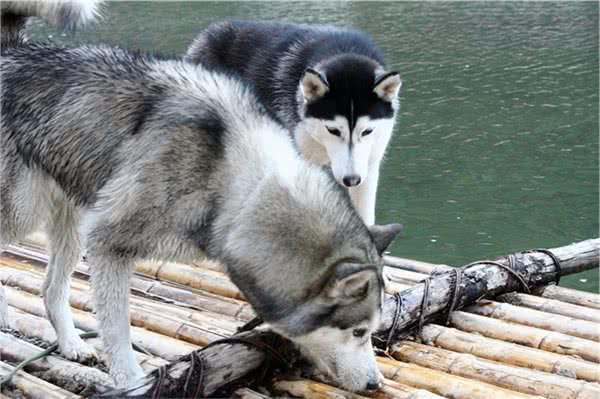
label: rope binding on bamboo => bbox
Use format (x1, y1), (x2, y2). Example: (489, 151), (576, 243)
(382, 247), (562, 341)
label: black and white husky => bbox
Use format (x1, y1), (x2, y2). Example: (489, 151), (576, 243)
(0, 2), (402, 392)
(186, 21), (402, 225)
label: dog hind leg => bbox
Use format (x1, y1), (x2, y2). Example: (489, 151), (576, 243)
(42, 200), (97, 362)
(0, 165), (53, 328)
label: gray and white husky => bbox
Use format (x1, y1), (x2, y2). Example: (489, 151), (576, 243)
(186, 20), (402, 225)
(0, 2), (402, 392)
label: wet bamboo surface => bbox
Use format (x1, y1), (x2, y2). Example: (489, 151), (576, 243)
(1, 237), (599, 398)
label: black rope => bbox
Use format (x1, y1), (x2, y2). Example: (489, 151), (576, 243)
(237, 316), (263, 333)
(462, 259), (531, 294)
(385, 293), (403, 353)
(151, 365), (167, 399)
(98, 332), (290, 398)
(445, 267), (463, 325)
(417, 278), (431, 337)
(523, 248), (562, 285)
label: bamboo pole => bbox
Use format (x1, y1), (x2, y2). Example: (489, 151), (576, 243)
(273, 379), (372, 399)
(0, 361), (83, 399)
(273, 378), (444, 399)
(233, 388), (270, 399)
(536, 285), (600, 310)
(135, 261), (243, 300)
(0, 266), (240, 345)
(392, 341), (600, 399)
(0, 332), (113, 395)
(1, 245), (255, 322)
(382, 268), (427, 284)
(420, 323), (600, 382)
(499, 292), (600, 323)
(3, 286), (199, 361)
(377, 356), (543, 399)
(465, 301), (600, 342)
(449, 311), (600, 363)
(6, 306), (167, 372)
(382, 379), (445, 399)
(27, 239), (596, 397)
(377, 239), (600, 341)
(383, 255), (450, 275)
(26, 232), (442, 277)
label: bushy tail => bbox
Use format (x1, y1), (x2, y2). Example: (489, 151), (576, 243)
(1, 0), (101, 48)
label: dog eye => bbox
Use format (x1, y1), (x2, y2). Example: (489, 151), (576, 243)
(352, 328), (367, 338)
(326, 127), (341, 136)
(362, 128), (374, 137)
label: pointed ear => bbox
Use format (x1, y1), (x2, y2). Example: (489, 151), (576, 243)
(369, 223), (403, 255)
(373, 71), (401, 102)
(326, 263), (378, 302)
(301, 68), (329, 101)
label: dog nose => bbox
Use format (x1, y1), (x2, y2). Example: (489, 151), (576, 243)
(365, 379), (382, 392)
(342, 175), (361, 187)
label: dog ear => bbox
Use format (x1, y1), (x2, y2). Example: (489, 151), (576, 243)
(301, 68), (329, 101)
(326, 263), (378, 302)
(373, 71), (401, 102)
(369, 223), (403, 255)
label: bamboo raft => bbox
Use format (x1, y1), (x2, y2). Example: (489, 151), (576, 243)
(0, 234), (598, 399)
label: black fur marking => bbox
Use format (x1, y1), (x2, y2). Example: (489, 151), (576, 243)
(187, 20), (396, 131)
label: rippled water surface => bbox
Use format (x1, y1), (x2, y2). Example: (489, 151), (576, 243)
(29, 2), (599, 292)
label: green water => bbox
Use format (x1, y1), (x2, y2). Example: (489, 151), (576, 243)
(29, 2), (599, 293)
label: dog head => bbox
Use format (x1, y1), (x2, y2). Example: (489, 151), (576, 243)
(222, 178), (402, 392)
(298, 54), (401, 187)
(269, 223), (402, 393)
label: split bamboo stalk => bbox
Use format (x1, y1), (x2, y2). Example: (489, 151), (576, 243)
(3, 286), (199, 361)
(465, 300), (600, 342)
(376, 356), (544, 399)
(0, 332), (113, 395)
(499, 292), (600, 323)
(377, 238), (600, 341)
(6, 306), (167, 372)
(449, 311), (600, 363)
(0, 361), (82, 399)
(392, 341), (600, 399)
(420, 323), (600, 382)
(536, 285), (600, 310)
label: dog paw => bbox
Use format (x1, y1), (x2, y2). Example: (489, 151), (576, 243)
(59, 336), (98, 364)
(111, 363), (145, 388)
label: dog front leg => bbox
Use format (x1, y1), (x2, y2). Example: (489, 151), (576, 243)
(349, 167), (379, 226)
(43, 203), (97, 362)
(0, 283), (8, 329)
(88, 251), (144, 387)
